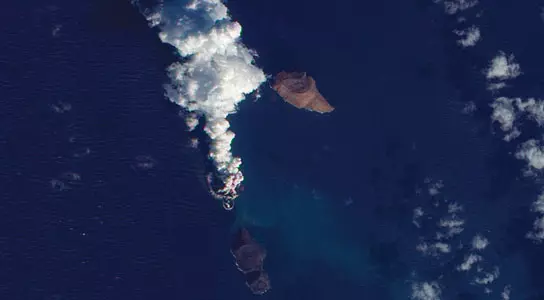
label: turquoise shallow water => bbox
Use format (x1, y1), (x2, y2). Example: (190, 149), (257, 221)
(236, 181), (373, 282)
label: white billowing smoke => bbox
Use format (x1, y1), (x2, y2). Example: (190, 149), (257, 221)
(142, 0), (266, 204)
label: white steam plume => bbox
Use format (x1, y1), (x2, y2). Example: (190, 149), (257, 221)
(140, 0), (266, 207)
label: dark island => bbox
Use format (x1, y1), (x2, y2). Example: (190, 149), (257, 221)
(230, 228), (271, 295)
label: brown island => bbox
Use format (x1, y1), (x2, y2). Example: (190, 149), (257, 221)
(272, 71), (334, 113)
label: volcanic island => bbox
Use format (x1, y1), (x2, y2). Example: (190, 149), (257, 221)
(272, 71), (334, 114)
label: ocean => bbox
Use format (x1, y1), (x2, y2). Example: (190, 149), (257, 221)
(1, 0), (544, 299)
(1, 1), (234, 299)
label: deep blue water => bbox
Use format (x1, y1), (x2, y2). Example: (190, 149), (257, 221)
(1, 0), (544, 299)
(1, 1), (234, 299)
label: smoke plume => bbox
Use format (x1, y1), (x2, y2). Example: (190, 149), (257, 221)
(141, 0), (266, 208)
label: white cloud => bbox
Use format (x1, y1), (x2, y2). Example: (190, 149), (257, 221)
(490, 98), (515, 130)
(437, 215), (465, 238)
(457, 253), (482, 271)
(473, 266), (500, 285)
(515, 139), (544, 170)
(454, 25), (481, 47)
(527, 216), (544, 242)
(448, 202), (463, 214)
(487, 82), (507, 91)
(533, 193), (544, 214)
(471, 234), (489, 250)
(490, 97), (519, 139)
(490, 97), (544, 141)
(502, 126), (522, 142)
(501, 285), (511, 300)
(443, 0), (479, 14)
(417, 242), (451, 256)
(487, 96), (544, 241)
(527, 192), (544, 242)
(516, 98), (544, 126)
(142, 0), (266, 203)
(437, 216), (464, 227)
(485, 92), (544, 243)
(411, 281), (442, 300)
(413, 207), (424, 228)
(428, 180), (444, 196)
(486, 52), (521, 81)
